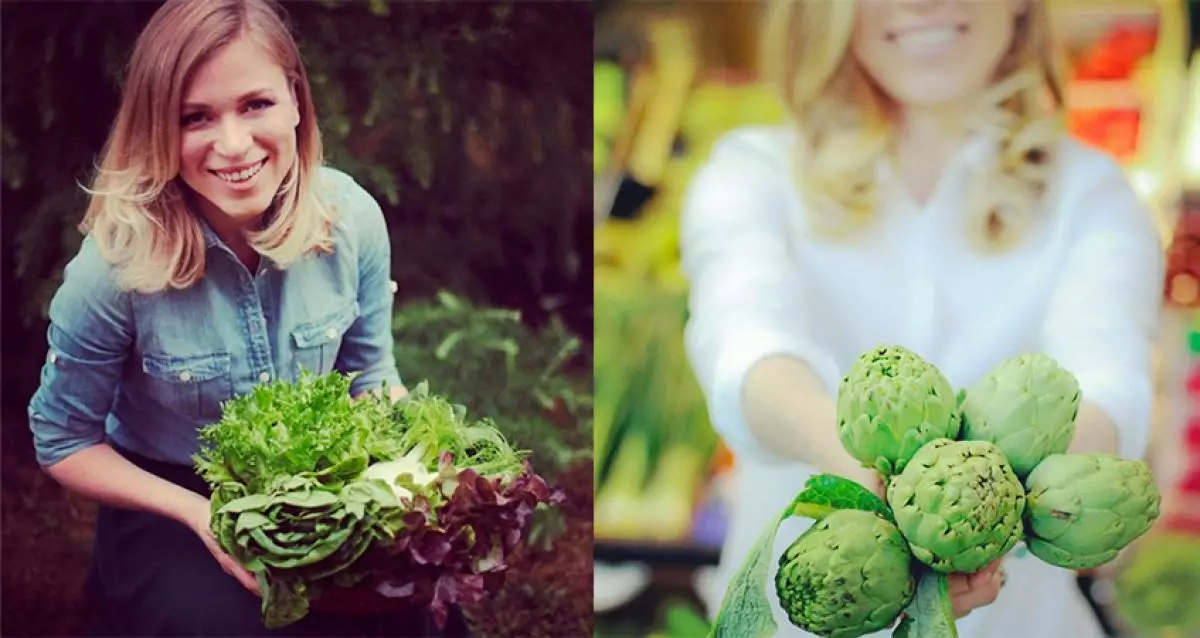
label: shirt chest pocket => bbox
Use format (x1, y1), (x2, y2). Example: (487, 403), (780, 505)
(290, 302), (360, 378)
(141, 352), (234, 423)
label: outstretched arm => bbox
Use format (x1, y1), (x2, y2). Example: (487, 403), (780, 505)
(1040, 159), (1165, 459)
(680, 132), (867, 483)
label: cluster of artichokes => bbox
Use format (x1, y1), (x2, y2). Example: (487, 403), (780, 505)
(774, 345), (1162, 638)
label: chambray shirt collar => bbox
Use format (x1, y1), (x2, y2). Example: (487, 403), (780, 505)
(182, 189), (279, 251)
(198, 213), (222, 249)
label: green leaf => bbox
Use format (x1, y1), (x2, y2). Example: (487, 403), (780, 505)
(791, 473), (892, 523)
(215, 515), (242, 557)
(707, 499), (793, 638)
(893, 570), (958, 638)
(342, 479), (399, 506)
(297, 531), (377, 581)
(219, 493), (274, 514)
(261, 576), (310, 629)
(275, 489), (341, 509)
(484, 337), (519, 371)
(525, 503), (566, 552)
(437, 290), (463, 311)
(435, 330), (467, 360)
(234, 511), (274, 534)
(255, 522), (357, 568)
(313, 454), (370, 485)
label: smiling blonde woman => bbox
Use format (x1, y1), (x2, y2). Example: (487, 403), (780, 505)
(682, 1), (1164, 636)
(82, 0), (331, 293)
(24, 1), (463, 635)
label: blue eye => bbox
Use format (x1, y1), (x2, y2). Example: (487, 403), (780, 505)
(181, 112), (207, 126)
(247, 99), (275, 112)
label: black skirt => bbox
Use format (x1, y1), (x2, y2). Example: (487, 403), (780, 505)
(85, 446), (472, 638)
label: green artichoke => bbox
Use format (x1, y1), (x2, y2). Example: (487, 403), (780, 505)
(775, 509), (915, 638)
(1023, 453), (1161, 570)
(959, 353), (1080, 478)
(887, 438), (1025, 574)
(836, 345), (961, 477)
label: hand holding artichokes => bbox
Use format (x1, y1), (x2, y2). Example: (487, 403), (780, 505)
(708, 346), (1162, 638)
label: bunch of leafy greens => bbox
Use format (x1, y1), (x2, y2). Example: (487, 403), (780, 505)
(193, 371), (562, 629)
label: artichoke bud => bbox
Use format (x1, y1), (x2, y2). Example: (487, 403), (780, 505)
(887, 439), (1026, 574)
(836, 345), (961, 478)
(1023, 453), (1161, 570)
(774, 509), (914, 638)
(959, 353), (1080, 478)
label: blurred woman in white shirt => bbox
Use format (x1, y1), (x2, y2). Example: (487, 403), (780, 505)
(680, 0), (1164, 636)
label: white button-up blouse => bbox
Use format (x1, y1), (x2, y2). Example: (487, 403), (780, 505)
(680, 125), (1165, 637)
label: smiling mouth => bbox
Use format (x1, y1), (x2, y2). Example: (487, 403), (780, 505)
(887, 24), (969, 47)
(210, 158), (267, 184)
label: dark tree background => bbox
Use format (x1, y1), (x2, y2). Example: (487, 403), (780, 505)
(0, 1), (594, 636)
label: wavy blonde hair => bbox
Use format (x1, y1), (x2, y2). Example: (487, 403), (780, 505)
(81, 0), (334, 293)
(762, 0), (1067, 251)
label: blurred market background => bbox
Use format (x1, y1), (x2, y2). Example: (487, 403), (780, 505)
(0, 1), (593, 636)
(593, 1), (1200, 636)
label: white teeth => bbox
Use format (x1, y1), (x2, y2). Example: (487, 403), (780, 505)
(896, 27), (959, 50)
(215, 160), (264, 183)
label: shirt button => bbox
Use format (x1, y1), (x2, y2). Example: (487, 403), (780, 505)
(179, 371), (193, 382)
(325, 328), (338, 340)
(259, 372), (270, 383)
(49, 353), (58, 364)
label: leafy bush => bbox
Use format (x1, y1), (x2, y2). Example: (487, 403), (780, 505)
(392, 292), (593, 481)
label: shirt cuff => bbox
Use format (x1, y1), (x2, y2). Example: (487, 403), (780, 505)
(28, 407), (107, 468)
(349, 367), (404, 397)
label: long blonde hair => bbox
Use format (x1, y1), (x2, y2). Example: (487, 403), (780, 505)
(82, 0), (333, 293)
(762, 0), (1067, 251)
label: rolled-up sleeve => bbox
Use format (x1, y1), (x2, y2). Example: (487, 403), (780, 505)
(680, 131), (840, 462)
(1040, 160), (1165, 461)
(28, 238), (134, 468)
(332, 176), (404, 396)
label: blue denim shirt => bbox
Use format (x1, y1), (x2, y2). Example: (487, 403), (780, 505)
(28, 167), (403, 468)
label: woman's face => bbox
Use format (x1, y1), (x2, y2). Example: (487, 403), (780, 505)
(178, 34), (300, 227)
(852, 0), (1025, 110)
